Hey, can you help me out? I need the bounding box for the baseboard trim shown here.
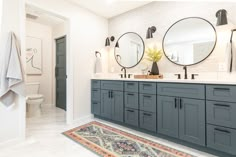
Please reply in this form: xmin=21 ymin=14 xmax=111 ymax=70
xmin=72 ymin=114 xmax=94 ymax=125
xmin=0 ymin=137 xmax=24 ymax=149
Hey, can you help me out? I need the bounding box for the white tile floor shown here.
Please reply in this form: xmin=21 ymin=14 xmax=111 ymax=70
xmin=0 ymin=105 xmax=217 ymax=157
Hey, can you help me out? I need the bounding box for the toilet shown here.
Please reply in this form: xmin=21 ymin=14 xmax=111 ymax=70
xmin=26 ymin=82 xmax=44 ymax=117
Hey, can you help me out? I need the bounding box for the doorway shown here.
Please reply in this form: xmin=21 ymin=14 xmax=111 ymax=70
xmin=55 ymin=36 xmax=67 ymax=110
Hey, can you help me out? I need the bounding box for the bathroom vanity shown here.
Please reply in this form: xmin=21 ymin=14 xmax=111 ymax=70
xmin=91 ymin=78 xmax=236 ymax=156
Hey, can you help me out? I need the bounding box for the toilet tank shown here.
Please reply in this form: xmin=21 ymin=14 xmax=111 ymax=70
xmin=26 ymin=82 xmax=40 ymax=95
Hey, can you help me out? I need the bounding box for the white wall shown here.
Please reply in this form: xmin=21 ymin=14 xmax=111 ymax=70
xmin=26 ymin=0 xmax=108 ymax=122
xmin=25 ymin=21 xmax=53 ymax=105
xmin=0 ymin=0 xmax=25 ymax=144
xmin=108 ymin=2 xmax=236 ymax=79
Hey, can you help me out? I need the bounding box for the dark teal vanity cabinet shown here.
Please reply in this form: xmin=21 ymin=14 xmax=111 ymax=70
xmin=206 ymin=85 xmax=236 ymax=155
xmin=100 ymin=81 xmax=124 ymax=122
xmin=91 ymin=79 xmax=236 ymax=156
xmin=157 ymin=83 xmax=206 ymax=146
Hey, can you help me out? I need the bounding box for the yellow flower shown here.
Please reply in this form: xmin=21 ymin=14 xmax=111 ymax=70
xmin=145 ymin=46 xmax=163 ymax=62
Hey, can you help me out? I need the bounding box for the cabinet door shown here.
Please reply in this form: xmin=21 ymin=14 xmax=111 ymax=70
xmin=101 ymin=90 xmax=112 ymax=119
xmin=124 ymin=92 xmax=138 ymax=109
xmin=112 ymin=91 xmax=124 ymax=122
xmin=92 ymin=101 xmax=100 ymax=115
xmin=179 ymin=98 xmax=205 ymax=146
xmin=158 ymin=96 xmax=179 ymax=138
xmin=139 ymin=111 xmax=156 ymax=132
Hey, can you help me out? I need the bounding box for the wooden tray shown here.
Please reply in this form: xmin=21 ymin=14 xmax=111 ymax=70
xmin=134 ymin=74 xmax=163 ymax=79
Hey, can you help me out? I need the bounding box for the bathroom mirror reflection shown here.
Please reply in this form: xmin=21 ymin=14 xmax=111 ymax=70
xmin=114 ymin=32 xmax=145 ymax=68
xmin=163 ymin=17 xmax=217 ymax=66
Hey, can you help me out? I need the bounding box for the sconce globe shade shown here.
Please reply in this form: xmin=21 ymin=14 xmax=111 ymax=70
xmin=216 ymin=9 xmax=228 ymax=26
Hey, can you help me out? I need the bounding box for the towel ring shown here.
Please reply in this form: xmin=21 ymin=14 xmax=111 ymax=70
xmin=116 ymin=55 xmax=121 ymax=61
xmin=95 ymin=51 xmax=101 ymax=58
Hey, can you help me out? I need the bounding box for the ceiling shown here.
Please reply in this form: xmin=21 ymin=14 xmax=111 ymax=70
xmin=67 ymin=0 xmax=152 ymax=18
xmin=26 ymin=4 xmax=65 ymax=27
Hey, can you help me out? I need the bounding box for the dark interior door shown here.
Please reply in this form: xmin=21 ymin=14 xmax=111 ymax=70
xmin=56 ymin=36 xmax=66 ymax=110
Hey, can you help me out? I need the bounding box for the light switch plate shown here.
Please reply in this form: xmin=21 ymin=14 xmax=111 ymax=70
xmin=218 ymin=63 xmax=227 ymax=72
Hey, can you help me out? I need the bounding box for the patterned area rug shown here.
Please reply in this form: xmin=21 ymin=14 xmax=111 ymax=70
xmin=63 ymin=121 xmax=196 ymax=157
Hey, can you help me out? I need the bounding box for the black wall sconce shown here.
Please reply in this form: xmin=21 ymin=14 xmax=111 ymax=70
xmin=216 ymin=9 xmax=228 ymax=26
xmin=105 ymin=36 xmax=115 ymax=47
xmin=115 ymin=41 xmax=119 ymax=48
xmin=146 ymin=26 xmax=156 ymax=39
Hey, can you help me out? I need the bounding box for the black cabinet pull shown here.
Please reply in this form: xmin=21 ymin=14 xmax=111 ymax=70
xmin=213 ymin=88 xmax=230 ymax=91
xmin=108 ymin=91 xmax=111 ymax=98
xmin=143 ymin=113 xmax=152 ymax=116
xmin=143 ymin=95 xmax=151 ymax=98
xmin=180 ymin=98 xmax=182 ymax=109
xmin=127 ymin=109 xmax=134 ymax=113
xmin=215 ymin=128 xmax=231 ymax=134
xmin=214 ymin=104 xmax=230 ymax=107
xmin=127 ymin=93 xmax=134 ymax=96
xmin=174 ymin=98 xmax=177 ymax=108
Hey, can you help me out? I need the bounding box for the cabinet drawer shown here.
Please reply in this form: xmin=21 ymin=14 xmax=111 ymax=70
xmin=207 ymin=125 xmax=236 ymax=155
xmin=125 ymin=108 xmax=139 ymax=127
xmin=157 ymin=83 xmax=205 ymax=99
xmin=139 ymin=82 xmax=156 ymax=94
xmin=207 ymin=101 xmax=236 ymax=129
xmin=91 ymin=89 xmax=100 ymax=102
xmin=91 ymin=101 xmax=100 ymax=115
xmin=124 ymin=92 xmax=138 ymax=109
xmin=139 ymin=94 xmax=156 ymax=112
xmin=91 ymin=80 xmax=100 ymax=89
xmin=101 ymin=81 xmax=123 ymax=91
xmin=206 ymin=85 xmax=236 ymax=102
xmin=139 ymin=111 xmax=156 ymax=132
xmin=125 ymin=82 xmax=138 ymax=92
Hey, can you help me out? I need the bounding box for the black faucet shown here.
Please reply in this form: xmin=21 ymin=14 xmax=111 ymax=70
xmin=183 ymin=66 xmax=188 ymax=79
xmin=121 ymin=67 xmax=127 ymax=78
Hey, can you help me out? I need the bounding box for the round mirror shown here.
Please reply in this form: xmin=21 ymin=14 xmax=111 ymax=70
xmin=114 ymin=32 xmax=145 ymax=68
xmin=163 ymin=17 xmax=217 ymax=66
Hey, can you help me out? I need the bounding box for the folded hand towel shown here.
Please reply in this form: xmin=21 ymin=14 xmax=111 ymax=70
xmin=0 ymin=32 xmax=24 ymax=108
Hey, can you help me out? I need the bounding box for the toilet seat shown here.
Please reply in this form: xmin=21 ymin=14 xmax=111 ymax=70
xmin=27 ymin=94 xmax=44 ymax=100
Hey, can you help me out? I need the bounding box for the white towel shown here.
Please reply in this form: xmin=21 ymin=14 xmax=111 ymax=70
xmin=225 ymin=42 xmax=232 ymax=72
xmin=0 ymin=32 xmax=24 ymax=108
xmin=95 ymin=56 xmax=102 ymax=73
xmin=226 ymin=41 xmax=236 ymax=72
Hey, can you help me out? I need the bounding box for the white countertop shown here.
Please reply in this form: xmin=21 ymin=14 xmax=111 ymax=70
xmin=91 ymin=77 xmax=236 ymax=85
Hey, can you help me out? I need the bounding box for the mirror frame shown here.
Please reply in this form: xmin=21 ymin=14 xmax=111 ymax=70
xmin=114 ymin=32 xmax=145 ymax=69
xmin=162 ymin=17 xmax=217 ymax=66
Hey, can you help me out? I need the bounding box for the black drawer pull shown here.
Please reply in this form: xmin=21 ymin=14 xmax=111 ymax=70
xmin=214 ymin=104 xmax=230 ymax=107
xmin=143 ymin=95 xmax=151 ymax=98
xmin=213 ymin=88 xmax=230 ymax=91
xmin=127 ymin=93 xmax=134 ymax=96
xmin=215 ymin=128 xmax=231 ymax=134
xmin=93 ymin=89 xmax=98 ymax=92
xmin=93 ymin=103 xmax=98 ymax=105
xmin=127 ymin=109 xmax=134 ymax=113
xmin=143 ymin=113 xmax=152 ymax=116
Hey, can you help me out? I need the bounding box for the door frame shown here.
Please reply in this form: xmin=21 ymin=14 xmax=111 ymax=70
xmin=26 ymin=2 xmax=74 ymax=124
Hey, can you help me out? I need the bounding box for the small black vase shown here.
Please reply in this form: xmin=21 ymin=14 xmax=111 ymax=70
xmin=150 ymin=62 xmax=159 ymax=75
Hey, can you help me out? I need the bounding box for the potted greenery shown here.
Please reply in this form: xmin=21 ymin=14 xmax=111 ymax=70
xmin=145 ymin=46 xmax=163 ymax=75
